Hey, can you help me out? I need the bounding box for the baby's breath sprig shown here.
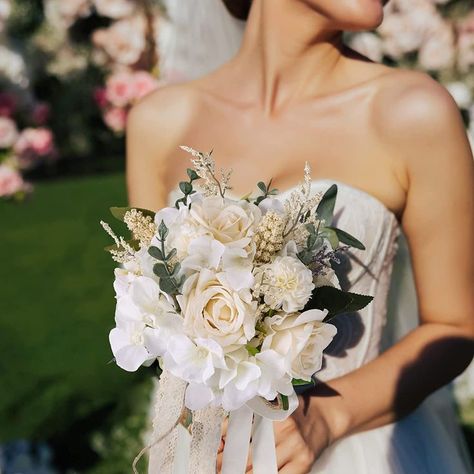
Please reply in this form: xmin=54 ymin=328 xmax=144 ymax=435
xmin=148 ymin=220 xmax=183 ymax=309
xmin=100 ymin=220 xmax=136 ymax=263
xmin=123 ymin=209 xmax=156 ymax=247
xmin=180 ymin=146 xmax=232 ymax=198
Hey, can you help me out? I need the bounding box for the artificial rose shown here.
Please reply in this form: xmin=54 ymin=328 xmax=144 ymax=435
xmin=178 ymin=269 xmax=257 ymax=349
xmin=188 ymin=196 xmax=261 ymax=255
xmin=262 ymin=309 xmax=336 ymax=381
xmin=256 ymin=255 xmax=315 ymax=313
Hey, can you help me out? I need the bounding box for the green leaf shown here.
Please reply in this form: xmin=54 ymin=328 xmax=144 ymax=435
xmin=148 ymin=246 xmax=164 ymax=260
xmin=179 ymin=181 xmax=193 ymax=195
xmin=153 ymin=262 xmax=168 ymax=278
xmin=297 ymin=249 xmax=313 ymax=265
xmin=257 ymin=181 xmax=267 ymax=193
xmin=306 ymin=285 xmax=373 ymax=320
xmin=245 ymin=344 xmax=260 ymax=356
xmin=305 ymin=223 xmax=316 ymax=236
xmin=166 ymin=248 xmax=177 ymax=261
xmin=292 ymin=378 xmax=314 ymax=386
xmin=110 ymin=206 xmax=155 ymax=222
xmin=159 ymin=277 xmax=177 ymax=295
xmin=187 ymin=168 xmax=200 ymax=181
xmin=320 ymin=228 xmax=339 ymax=250
xmin=158 ymin=220 xmax=169 ymax=240
xmin=280 ymin=394 xmax=289 ymax=411
xmin=171 ymin=262 xmax=181 ymax=276
xmin=327 ymin=227 xmax=366 ymax=250
xmin=307 ymin=233 xmax=317 ymax=250
xmin=316 ymin=185 xmax=338 ymax=225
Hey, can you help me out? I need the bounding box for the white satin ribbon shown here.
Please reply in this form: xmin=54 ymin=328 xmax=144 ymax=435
xmin=221 ymin=394 xmax=299 ymax=474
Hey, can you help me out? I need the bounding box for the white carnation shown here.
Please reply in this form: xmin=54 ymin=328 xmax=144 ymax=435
xmin=256 ymin=256 xmax=315 ymax=313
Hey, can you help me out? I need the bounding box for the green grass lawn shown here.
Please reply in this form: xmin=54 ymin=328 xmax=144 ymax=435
xmin=0 ymin=173 xmax=152 ymax=472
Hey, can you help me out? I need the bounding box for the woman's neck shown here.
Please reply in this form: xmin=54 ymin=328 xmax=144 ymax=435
xmin=235 ymin=0 xmax=345 ymax=114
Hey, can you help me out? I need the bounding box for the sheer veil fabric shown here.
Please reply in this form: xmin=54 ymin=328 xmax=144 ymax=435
xmin=149 ymin=1 xmax=474 ymax=472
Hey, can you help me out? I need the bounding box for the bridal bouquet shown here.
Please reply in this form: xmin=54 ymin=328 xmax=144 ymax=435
xmin=101 ymin=147 xmax=372 ymax=474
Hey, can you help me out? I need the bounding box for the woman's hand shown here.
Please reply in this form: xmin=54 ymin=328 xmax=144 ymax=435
xmin=216 ymin=396 xmax=334 ymax=473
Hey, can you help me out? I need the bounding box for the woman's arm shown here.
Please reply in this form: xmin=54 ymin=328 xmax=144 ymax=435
xmin=270 ymin=75 xmax=474 ymax=473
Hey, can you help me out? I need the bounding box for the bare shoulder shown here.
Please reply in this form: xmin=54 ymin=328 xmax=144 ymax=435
xmin=372 ymin=69 xmax=465 ymax=148
xmin=127 ymin=81 xmax=202 ymax=155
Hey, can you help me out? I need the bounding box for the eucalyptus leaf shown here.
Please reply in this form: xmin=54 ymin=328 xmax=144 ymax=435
xmin=327 ymin=226 xmax=366 ymax=250
xmin=148 ymin=246 xmax=164 ymax=260
xmin=316 ymin=184 xmax=337 ymax=225
xmin=171 ymin=262 xmax=181 ymax=276
xmin=153 ymin=262 xmax=169 ymax=278
xmin=159 ymin=277 xmax=177 ymax=295
xmin=320 ymin=228 xmax=339 ymax=250
xmin=187 ymin=168 xmax=200 ymax=181
xmin=158 ymin=220 xmax=169 ymax=240
xmin=110 ymin=206 xmax=155 ymax=222
xmin=257 ymin=181 xmax=267 ymax=193
xmin=179 ymin=181 xmax=193 ymax=195
xmin=166 ymin=248 xmax=177 ymax=261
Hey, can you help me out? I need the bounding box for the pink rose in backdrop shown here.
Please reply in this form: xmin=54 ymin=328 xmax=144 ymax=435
xmin=105 ymin=71 xmax=135 ymax=107
xmin=132 ymin=71 xmax=160 ymax=101
xmin=0 ymin=116 xmax=19 ymax=148
xmin=104 ymin=107 xmax=127 ymax=133
xmin=14 ymin=128 xmax=55 ymax=168
xmin=0 ymin=164 xmax=26 ymax=197
xmin=93 ymin=87 xmax=108 ymax=109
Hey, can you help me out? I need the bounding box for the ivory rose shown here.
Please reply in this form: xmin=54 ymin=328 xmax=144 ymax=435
xmin=178 ymin=269 xmax=257 ymax=350
xmin=188 ymin=195 xmax=261 ymax=253
xmin=262 ymin=309 xmax=336 ymax=381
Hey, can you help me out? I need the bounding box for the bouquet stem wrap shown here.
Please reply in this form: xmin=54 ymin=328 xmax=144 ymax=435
xmin=148 ymin=370 xmax=298 ymax=474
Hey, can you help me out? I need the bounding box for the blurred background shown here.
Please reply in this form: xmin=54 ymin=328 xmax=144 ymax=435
xmin=0 ymin=0 xmax=473 ymax=472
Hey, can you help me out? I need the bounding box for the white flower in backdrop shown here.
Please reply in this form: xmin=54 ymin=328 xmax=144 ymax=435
xmin=178 ymin=269 xmax=257 ymax=350
xmin=446 ymin=82 xmax=473 ymax=110
xmin=262 ymin=309 xmax=336 ymax=381
xmin=0 ymin=116 xmax=18 ymax=148
xmin=93 ymin=0 xmax=135 ymax=19
xmin=0 ymin=45 xmax=28 ymax=87
xmin=92 ymin=15 xmax=146 ymax=65
xmin=256 ymin=256 xmax=315 ymax=313
xmin=349 ymin=32 xmax=383 ymax=62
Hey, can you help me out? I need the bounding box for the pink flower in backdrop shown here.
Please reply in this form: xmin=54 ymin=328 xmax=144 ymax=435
xmin=105 ymin=71 xmax=135 ymax=107
xmin=14 ymin=128 xmax=55 ymax=168
xmin=32 ymin=102 xmax=51 ymax=126
xmin=93 ymin=0 xmax=135 ymax=19
xmin=0 ymin=92 xmax=16 ymax=118
xmin=104 ymin=107 xmax=127 ymax=133
xmin=132 ymin=71 xmax=160 ymax=101
xmin=0 ymin=164 xmax=26 ymax=197
xmin=93 ymin=16 xmax=146 ymax=65
xmin=0 ymin=116 xmax=18 ymax=148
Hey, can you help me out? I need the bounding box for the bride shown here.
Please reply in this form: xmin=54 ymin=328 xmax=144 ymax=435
xmin=126 ymin=0 xmax=474 ymax=472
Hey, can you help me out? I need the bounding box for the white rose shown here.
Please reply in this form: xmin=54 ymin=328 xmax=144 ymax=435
xmin=178 ymin=269 xmax=257 ymax=350
xmin=0 ymin=116 xmax=18 ymax=148
xmin=262 ymin=309 xmax=336 ymax=381
xmin=256 ymin=255 xmax=315 ymax=313
xmin=188 ymin=196 xmax=261 ymax=254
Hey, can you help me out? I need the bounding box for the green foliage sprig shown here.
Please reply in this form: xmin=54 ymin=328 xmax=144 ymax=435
xmin=174 ymin=168 xmax=200 ymax=208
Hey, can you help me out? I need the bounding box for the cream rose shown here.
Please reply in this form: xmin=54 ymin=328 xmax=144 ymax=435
xmin=262 ymin=309 xmax=336 ymax=381
xmin=178 ymin=269 xmax=257 ymax=350
xmin=188 ymin=196 xmax=261 ymax=254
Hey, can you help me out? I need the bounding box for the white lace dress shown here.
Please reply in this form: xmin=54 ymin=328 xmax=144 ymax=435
xmin=149 ymin=180 xmax=472 ymax=474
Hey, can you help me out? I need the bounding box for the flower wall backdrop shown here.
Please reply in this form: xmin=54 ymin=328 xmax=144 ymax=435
xmin=1 ymin=0 xmax=474 ymax=472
